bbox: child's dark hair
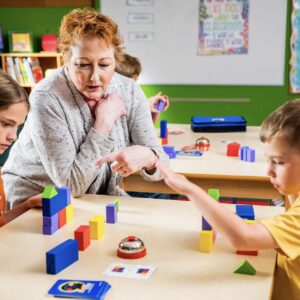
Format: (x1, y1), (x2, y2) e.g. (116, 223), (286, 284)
(115, 53), (142, 78)
(260, 99), (300, 150)
(0, 71), (29, 111)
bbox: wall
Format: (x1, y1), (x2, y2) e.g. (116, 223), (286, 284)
(0, 1), (298, 129)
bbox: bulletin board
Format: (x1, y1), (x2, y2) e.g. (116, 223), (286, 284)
(101, 0), (287, 85)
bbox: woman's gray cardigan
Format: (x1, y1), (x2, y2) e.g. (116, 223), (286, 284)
(2, 67), (169, 208)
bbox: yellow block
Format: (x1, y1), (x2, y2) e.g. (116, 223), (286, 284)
(199, 230), (213, 253)
(245, 219), (255, 224)
(65, 203), (74, 223)
(89, 215), (105, 240)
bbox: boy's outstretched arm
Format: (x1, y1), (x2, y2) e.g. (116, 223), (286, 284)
(156, 161), (278, 251)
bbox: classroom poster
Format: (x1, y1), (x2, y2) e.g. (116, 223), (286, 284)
(290, 0), (300, 93)
(198, 0), (249, 55)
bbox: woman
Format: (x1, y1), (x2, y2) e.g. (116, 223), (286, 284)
(0, 71), (41, 225)
(2, 8), (168, 209)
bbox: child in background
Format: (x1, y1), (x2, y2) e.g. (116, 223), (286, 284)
(115, 53), (170, 124)
(0, 71), (41, 226)
(156, 99), (300, 300)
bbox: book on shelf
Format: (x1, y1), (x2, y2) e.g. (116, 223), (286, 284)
(28, 57), (43, 83)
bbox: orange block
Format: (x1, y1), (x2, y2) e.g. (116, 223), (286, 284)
(58, 208), (66, 228)
(74, 225), (90, 251)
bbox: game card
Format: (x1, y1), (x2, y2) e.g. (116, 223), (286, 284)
(103, 262), (156, 280)
(48, 279), (111, 299)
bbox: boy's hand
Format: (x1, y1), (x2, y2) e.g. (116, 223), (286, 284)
(156, 160), (194, 195)
(149, 92), (170, 113)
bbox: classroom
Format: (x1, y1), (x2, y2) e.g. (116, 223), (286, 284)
(0, 0), (299, 299)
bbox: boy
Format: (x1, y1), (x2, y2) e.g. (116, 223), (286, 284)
(156, 99), (300, 300)
(115, 53), (170, 124)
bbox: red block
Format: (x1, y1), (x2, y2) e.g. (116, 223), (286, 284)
(161, 137), (168, 145)
(74, 225), (90, 251)
(236, 250), (258, 256)
(227, 142), (240, 157)
(58, 208), (66, 229)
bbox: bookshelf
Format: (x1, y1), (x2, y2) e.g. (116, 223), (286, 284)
(0, 52), (63, 92)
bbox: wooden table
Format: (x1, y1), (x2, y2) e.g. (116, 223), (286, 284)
(0, 195), (283, 299)
(123, 125), (281, 200)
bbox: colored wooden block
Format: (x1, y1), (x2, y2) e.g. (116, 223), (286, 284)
(236, 204), (255, 220)
(208, 188), (220, 201)
(202, 216), (212, 230)
(156, 99), (165, 111)
(74, 225), (90, 251)
(43, 214), (58, 226)
(65, 203), (74, 223)
(199, 230), (213, 253)
(89, 216), (104, 240)
(59, 186), (71, 205)
(58, 208), (66, 228)
(42, 186), (58, 199)
(43, 223), (58, 235)
(236, 219), (258, 255)
(245, 148), (256, 162)
(114, 199), (119, 212)
(161, 137), (168, 145)
(160, 120), (168, 138)
(42, 187), (69, 217)
(106, 204), (117, 224)
(46, 239), (79, 274)
(226, 142), (240, 157)
(240, 146), (249, 161)
(233, 260), (256, 275)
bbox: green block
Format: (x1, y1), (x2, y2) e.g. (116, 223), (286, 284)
(114, 199), (119, 212)
(42, 186), (58, 199)
(234, 260), (256, 275)
(208, 188), (220, 201)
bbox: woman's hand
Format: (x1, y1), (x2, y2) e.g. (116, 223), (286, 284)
(156, 160), (196, 195)
(93, 93), (127, 136)
(96, 146), (158, 177)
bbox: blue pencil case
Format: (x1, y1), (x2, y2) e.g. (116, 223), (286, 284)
(191, 116), (247, 132)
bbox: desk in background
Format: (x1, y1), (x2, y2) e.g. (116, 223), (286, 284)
(123, 125), (281, 200)
(0, 195), (283, 299)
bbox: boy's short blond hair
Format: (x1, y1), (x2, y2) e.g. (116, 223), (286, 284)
(59, 8), (124, 63)
(115, 54), (142, 78)
(260, 99), (300, 150)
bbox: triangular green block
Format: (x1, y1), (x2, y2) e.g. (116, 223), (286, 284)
(208, 188), (220, 201)
(114, 199), (119, 212)
(42, 186), (58, 199)
(234, 260), (256, 275)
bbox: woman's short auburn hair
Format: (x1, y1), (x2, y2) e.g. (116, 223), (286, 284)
(59, 8), (124, 63)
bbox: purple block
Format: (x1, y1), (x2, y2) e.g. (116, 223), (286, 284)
(156, 100), (165, 112)
(43, 213), (58, 226)
(202, 216), (212, 230)
(106, 204), (117, 224)
(162, 145), (175, 153)
(245, 148), (255, 162)
(43, 222), (58, 235)
(240, 146), (249, 161)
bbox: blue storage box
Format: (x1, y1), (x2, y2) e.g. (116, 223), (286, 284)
(191, 116), (247, 132)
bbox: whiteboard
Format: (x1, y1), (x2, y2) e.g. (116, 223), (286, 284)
(101, 0), (287, 85)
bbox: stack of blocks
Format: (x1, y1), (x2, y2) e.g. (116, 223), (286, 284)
(240, 146), (255, 162)
(162, 145), (176, 159)
(199, 188), (220, 253)
(160, 120), (168, 145)
(235, 205), (258, 256)
(42, 186), (73, 235)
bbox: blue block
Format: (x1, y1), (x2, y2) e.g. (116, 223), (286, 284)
(42, 187), (69, 217)
(162, 145), (175, 153)
(202, 216), (212, 230)
(46, 239), (79, 274)
(236, 205), (255, 220)
(160, 120), (167, 138)
(156, 100), (165, 112)
(59, 186), (71, 205)
(43, 214), (58, 226)
(106, 204), (117, 224)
